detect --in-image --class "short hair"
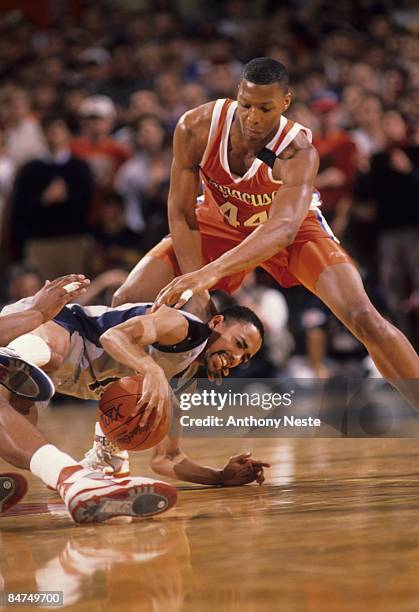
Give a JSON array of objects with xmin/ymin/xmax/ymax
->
[
  {"xmin": 242, "ymin": 57, "xmax": 289, "ymax": 91},
  {"xmin": 41, "ymin": 113, "xmax": 70, "ymax": 132},
  {"xmin": 219, "ymin": 305, "xmax": 265, "ymax": 342}
]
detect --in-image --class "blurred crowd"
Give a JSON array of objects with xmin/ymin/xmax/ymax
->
[{"xmin": 0, "ymin": 0, "xmax": 418, "ymax": 381}]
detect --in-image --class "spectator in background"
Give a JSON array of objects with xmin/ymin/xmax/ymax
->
[
  {"xmin": 113, "ymin": 90, "xmax": 164, "ymax": 148},
  {"xmin": 71, "ymin": 95, "xmax": 131, "ymax": 223},
  {"xmin": 1, "ymin": 264, "xmax": 42, "ymax": 307},
  {"xmin": 95, "ymin": 44, "xmax": 144, "ymax": 110},
  {"xmin": 350, "ymin": 94, "xmax": 385, "ymax": 168},
  {"xmin": 0, "ymin": 85, "xmax": 47, "ymax": 167},
  {"xmin": 0, "ymin": 127, "xmax": 15, "ymax": 243},
  {"xmin": 356, "ymin": 109, "xmax": 419, "ymax": 348},
  {"xmin": 9, "ymin": 115, "xmax": 94, "ymax": 279},
  {"xmin": 310, "ymin": 92, "xmax": 358, "ymax": 237},
  {"xmin": 87, "ymin": 192, "xmax": 143, "ymax": 277},
  {"xmin": 114, "ymin": 114, "xmax": 170, "ymax": 245},
  {"xmin": 233, "ymin": 271, "xmax": 294, "ymax": 376}
]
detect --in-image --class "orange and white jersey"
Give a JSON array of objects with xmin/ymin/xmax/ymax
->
[{"xmin": 198, "ymin": 98, "xmax": 321, "ymax": 234}]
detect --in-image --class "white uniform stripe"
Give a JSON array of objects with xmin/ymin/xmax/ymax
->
[{"xmin": 200, "ymin": 99, "xmax": 226, "ymax": 167}]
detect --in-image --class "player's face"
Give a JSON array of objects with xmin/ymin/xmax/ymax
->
[
  {"xmin": 203, "ymin": 316, "xmax": 263, "ymax": 381},
  {"xmin": 236, "ymin": 80, "xmax": 291, "ymax": 142}
]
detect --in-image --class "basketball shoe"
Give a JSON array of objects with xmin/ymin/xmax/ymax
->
[
  {"xmin": 81, "ymin": 422, "xmax": 130, "ymax": 477},
  {"xmin": 57, "ymin": 466, "xmax": 176, "ymax": 523},
  {"xmin": 0, "ymin": 347, "xmax": 55, "ymax": 401},
  {"xmin": 0, "ymin": 473, "xmax": 28, "ymax": 513}
]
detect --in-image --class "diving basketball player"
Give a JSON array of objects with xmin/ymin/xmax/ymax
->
[{"xmin": 0, "ymin": 277, "xmax": 178, "ymax": 522}]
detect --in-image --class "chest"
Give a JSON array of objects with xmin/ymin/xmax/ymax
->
[{"xmin": 227, "ymin": 138, "xmax": 258, "ymax": 177}]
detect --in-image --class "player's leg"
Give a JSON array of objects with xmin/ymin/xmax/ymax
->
[
  {"xmin": 288, "ymin": 239, "xmax": 419, "ymax": 409},
  {"xmin": 0, "ymin": 389, "xmax": 177, "ymax": 521},
  {"xmin": 112, "ymin": 237, "xmax": 176, "ymax": 306}
]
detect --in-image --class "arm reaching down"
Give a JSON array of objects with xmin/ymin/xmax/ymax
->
[
  {"xmin": 154, "ymin": 134, "xmax": 319, "ymax": 308},
  {"xmin": 151, "ymin": 436, "xmax": 270, "ymax": 486},
  {"xmin": 150, "ymin": 391, "xmax": 270, "ymax": 486},
  {"xmin": 100, "ymin": 305, "xmax": 189, "ymax": 426}
]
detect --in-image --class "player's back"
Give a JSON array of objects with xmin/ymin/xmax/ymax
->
[{"xmin": 52, "ymin": 303, "xmax": 210, "ymax": 400}]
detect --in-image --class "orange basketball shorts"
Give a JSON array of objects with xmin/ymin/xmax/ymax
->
[{"xmin": 150, "ymin": 208, "xmax": 352, "ymax": 294}]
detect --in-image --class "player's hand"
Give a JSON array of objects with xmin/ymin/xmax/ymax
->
[
  {"xmin": 151, "ymin": 267, "xmax": 220, "ymax": 311},
  {"xmin": 220, "ymin": 452, "xmax": 271, "ymax": 486},
  {"xmin": 32, "ymin": 274, "xmax": 90, "ymax": 322},
  {"xmin": 135, "ymin": 367, "xmax": 168, "ymax": 429}
]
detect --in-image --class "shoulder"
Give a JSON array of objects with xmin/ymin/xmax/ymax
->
[
  {"xmin": 174, "ymin": 101, "xmax": 216, "ymax": 162},
  {"xmin": 153, "ymin": 305, "xmax": 190, "ymax": 345},
  {"xmin": 273, "ymin": 133, "xmax": 319, "ymax": 183}
]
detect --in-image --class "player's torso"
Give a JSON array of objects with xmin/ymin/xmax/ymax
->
[
  {"xmin": 52, "ymin": 303, "xmax": 208, "ymax": 400},
  {"xmin": 198, "ymin": 98, "xmax": 319, "ymax": 234}
]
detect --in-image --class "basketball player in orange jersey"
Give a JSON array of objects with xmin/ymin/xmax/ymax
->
[{"xmin": 114, "ymin": 57, "xmax": 419, "ymax": 409}]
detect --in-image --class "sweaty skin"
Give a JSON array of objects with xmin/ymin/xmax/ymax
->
[{"xmin": 153, "ymin": 80, "xmax": 319, "ymax": 308}]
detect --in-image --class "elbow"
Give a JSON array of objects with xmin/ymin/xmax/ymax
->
[{"xmin": 100, "ymin": 330, "xmax": 116, "ymax": 351}]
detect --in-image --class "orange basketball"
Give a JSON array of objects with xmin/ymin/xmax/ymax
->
[{"xmin": 98, "ymin": 376, "xmax": 169, "ymax": 451}]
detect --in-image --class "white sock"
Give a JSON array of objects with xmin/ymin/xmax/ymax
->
[
  {"xmin": 95, "ymin": 421, "xmax": 105, "ymax": 437},
  {"xmin": 30, "ymin": 444, "xmax": 78, "ymax": 489},
  {"xmin": 7, "ymin": 334, "xmax": 51, "ymax": 367}
]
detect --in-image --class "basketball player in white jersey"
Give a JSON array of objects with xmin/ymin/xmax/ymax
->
[
  {"xmin": 0, "ymin": 296, "xmax": 268, "ymax": 517},
  {"xmin": 0, "ymin": 281, "xmax": 179, "ymax": 523},
  {"xmin": 113, "ymin": 57, "xmax": 418, "ymax": 409}
]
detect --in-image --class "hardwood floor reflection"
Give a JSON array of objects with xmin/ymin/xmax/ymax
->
[{"xmin": 1, "ymin": 404, "xmax": 419, "ymax": 611}]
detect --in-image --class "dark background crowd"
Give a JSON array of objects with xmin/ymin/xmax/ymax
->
[{"xmin": 0, "ymin": 0, "xmax": 418, "ymax": 384}]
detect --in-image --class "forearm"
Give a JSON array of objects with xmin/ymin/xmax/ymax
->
[
  {"xmin": 100, "ymin": 329, "xmax": 160, "ymax": 376},
  {"xmin": 152, "ymin": 454, "xmax": 222, "ymax": 485},
  {"xmin": 0, "ymin": 310, "xmax": 44, "ymax": 346},
  {"xmin": 205, "ymin": 221, "xmax": 290, "ymax": 281},
  {"xmin": 169, "ymin": 214, "xmax": 203, "ymax": 273}
]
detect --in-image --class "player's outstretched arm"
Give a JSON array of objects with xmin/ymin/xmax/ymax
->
[
  {"xmin": 100, "ymin": 306, "xmax": 189, "ymax": 425},
  {"xmin": 151, "ymin": 436, "xmax": 270, "ymax": 486},
  {"xmin": 150, "ymin": 388, "xmax": 270, "ymax": 486},
  {"xmin": 154, "ymin": 138, "xmax": 319, "ymax": 309},
  {"xmin": 0, "ymin": 274, "xmax": 90, "ymax": 346}
]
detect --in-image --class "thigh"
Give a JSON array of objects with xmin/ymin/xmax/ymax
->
[
  {"xmin": 113, "ymin": 237, "xmax": 176, "ymax": 304},
  {"xmin": 288, "ymin": 238, "xmax": 353, "ymax": 294}
]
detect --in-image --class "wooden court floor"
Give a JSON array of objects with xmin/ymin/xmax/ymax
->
[{"xmin": 1, "ymin": 404, "xmax": 419, "ymax": 611}]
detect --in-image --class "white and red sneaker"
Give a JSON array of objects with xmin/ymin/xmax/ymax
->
[
  {"xmin": 0, "ymin": 473, "xmax": 28, "ymax": 513},
  {"xmin": 57, "ymin": 466, "xmax": 177, "ymax": 524}
]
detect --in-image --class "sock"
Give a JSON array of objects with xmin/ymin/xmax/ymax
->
[
  {"xmin": 30, "ymin": 444, "xmax": 78, "ymax": 489},
  {"xmin": 95, "ymin": 421, "xmax": 105, "ymax": 437},
  {"xmin": 7, "ymin": 334, "xmax": 51, "ymax": 367}
]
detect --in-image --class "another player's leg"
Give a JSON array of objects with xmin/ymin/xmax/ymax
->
[
  {"xmin": 0, "ymin": 391, "xmax": 177, "ymax": 521},
  {"xmin": 289, "ymin": 240, "xmax": 419, "ymax": 409},
  {"xmin": 112, "ymin": 237, "xmax": 176, "ymax": 306}
]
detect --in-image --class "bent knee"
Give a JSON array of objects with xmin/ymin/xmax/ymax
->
[{"xmin": 349, "ymin": 306, "xmax": 389, "ymax": 341}]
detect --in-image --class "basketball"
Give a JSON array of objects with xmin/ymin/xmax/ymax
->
[{"xmin": 98, "ymin": 376, "xmax": 169, "ymax": 451}]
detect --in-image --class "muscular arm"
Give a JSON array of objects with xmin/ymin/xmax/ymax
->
[
  {"xmin": 205, "ymin": 139, "xmax": 319, "ymax": 280},
  {"xmin": 100, "ymin": 305, "xmax": 188, "ymax": 375},
  {"xmin": 168, "ymin": 103, "xmax": 214, "ymax": 274},
  {"xmin": 154, "ymin": 133, "xmax": 320, "ymax": 308},
  {"xmin": 150, "ymin": 385, "xmax": 269, "ymax": 486},
  {"xmin": 100, "ymin": 306, "xmax": 189, "ymax": 421}
]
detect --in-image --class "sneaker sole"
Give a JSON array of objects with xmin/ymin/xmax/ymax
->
[
  {"xmin": 69, "ymin": 481, "xmax": 177, "ymax": 524},
  {"xmin": 0, "ymin": 354, "xmax": 55, "ymax": 401},
  {"xmin": 0, "ymin": 473, "xmax": 28, "ymax": 513}
]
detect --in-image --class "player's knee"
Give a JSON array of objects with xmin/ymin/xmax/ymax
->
[
  {"xmin": 350, "ymin": 305, "xmax": 388, "ymax": 342},
  {"xmin": 112, "ymin": 285, "xmax": 129, "ymax": 307},
  {"xmin": 43, "ymin": 349, "xmax": 64, "ymax": 373}
]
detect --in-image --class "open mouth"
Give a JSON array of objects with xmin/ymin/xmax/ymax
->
[{"xmin": 217, "ymin": 352, "xmax": 230, "ymax": 369}]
